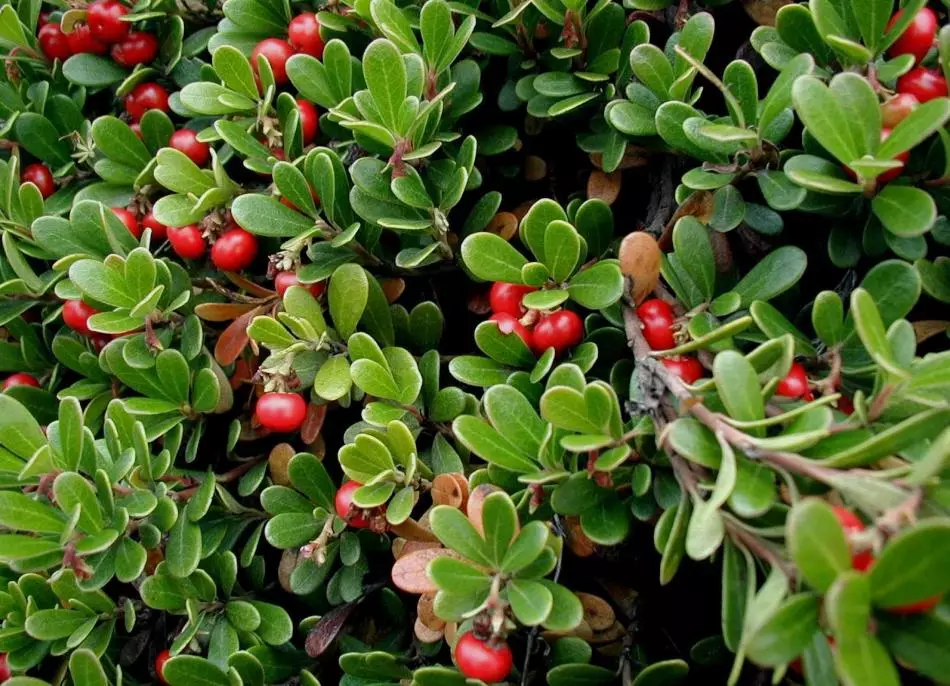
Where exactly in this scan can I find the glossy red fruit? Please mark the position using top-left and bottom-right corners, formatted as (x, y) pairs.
(63, 300), (98, 336)
(0, 652), (9, 682)
(877, 128), (910, 184)
(297, 99), (319, 144)
(124, 82), (169, 121)
(776, 362), (813, 400)
(88, 0), (130, 43)
(832, 506), (875, 572)
(167, 225), (207, 260)
(169, 129), (211, 166)
(489, 313), (532, 350)
(141, 211), (167, 240)
(898, 66), (948, 103)
(274, 271), (326, 298)
(335, 480), (371, 528)
(886, 594), (943, 615)
(3, 373), (40, 391)
(454, 632), (513, 683)
(489, 282), (536, 317)
(532, 310), (584, 356)
(288, 12), (325, 57)
(21, 163), (55, 199)
(111, 31), (158, 67)
(881, 92), (919, 128)
(251, 38), (295, 85)
(211, 228), (258, 271)
(255, 392), (307, 432)
(154, 649), (171, 685)
(38, 23), (72, 61)
(887, 7), (937, 64)
(66, 23), (108, 55)
(112, 208), (140, 238)
(661, 356), (704, 384)
(636, 298), (676, 350)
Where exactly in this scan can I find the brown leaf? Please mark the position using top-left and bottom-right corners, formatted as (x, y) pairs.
(587, 170), (621, 205)
(443, 621), (458, 645)
(565, 516), (596, 558)
(432, 473), (466, 508)
(914, 320), (949, 343)
(589, 620), (625, 644)
(742, 0), (792, 25)
(392, 538), (441, 560)
(708, 230), (734, 273)
(225, 271), (276, 298)
(590, 147), (651, 171)
(466, 484), (501, 536)
(380, 277), (405, 303)
(524, 156), (547, 182)
(214, 306), (262, 366)
(268, 443), (295, 487)
(414, 616), (444, 643)
(618, 232), (661, 305)
(301, 402), (327, 445)
(417, 593), (445, 630)
(486, 212), (519, 241)
(577, 592), (615, 631)
(305, 601), (358, 657)
(390, 519), (439, 543)
(278, 549), (298, 594)
(391, 548), (460, 594)
(512, 200), (537, 223)
(195, 302), (258, 322)
(658, 191), (714, 250)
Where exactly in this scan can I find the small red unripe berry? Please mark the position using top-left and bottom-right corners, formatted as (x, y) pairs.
(880, 92), (919, 128)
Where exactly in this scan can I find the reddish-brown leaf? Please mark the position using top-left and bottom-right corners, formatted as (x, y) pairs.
(618, 232), (661, 305)
(214, 306), (262, 366)
(587, 170), (621, 205)
(301, 402), (327, 445)
(225, 271), (276, 298)
(391, 548), (460, 594)
(195, 302), (258, 322)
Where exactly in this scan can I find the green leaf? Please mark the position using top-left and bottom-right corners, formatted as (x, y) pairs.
(166, 510), (202, 578)
(869, 520), (950, 610)
(792, 76), (861, 164)
(568, 262), (624, 309)
(461, 232), (528, 283)
(508, 579), (553, 626)
(850, 288), (903, 376)
(787, 499), (852, 593)
(544, 221), (582, 282)
(745, 593), (821, 667)
(732, 246), (807, 307)
(329, 264), (369, 338)
(452, 415), (537, 473)
(231, 194), (314, 237)
(25, 609), (90, 640)
(53, 472), (102, 533)
(0, 393), (47, 459)
(163, 656), (230, 686)
(0, 491), (65, 533)
(429, 505), (492, 566)
(672, 217), (715, 300)
(871, 185), (936, 237)
(713, 351), (765, 427)
(362, 39), (406, 132)
(69, 649), (108, 686)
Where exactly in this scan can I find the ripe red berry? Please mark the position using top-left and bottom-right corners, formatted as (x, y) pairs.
(661, 355), (704, 384)
(0, 652), (9, 682)
(251, 38), (295, 85)
(111, 31), (158, 67)
(21, 163), (55, 199)
(274, 271), (326, 298)
(489, 282), (536, 317)
(3, 373), (40, 391)
(38, 23), (72, 61)
(124, 82), (169, 121)
(211, 228), (258, 272)
(832, 506), (875, 572)
(881, 92), (919, 128)
(489, 312), (533, 351)
(887, 7), (937, 64)
(167, 225), (207, 260)
(897, 66), (948, 103)
(255, 392), (307, 432)
(335, 480), (371, 528)
(112, 208), (141, 238)
(296, 99), (319, 145)
(87, 0), (130, 43)
(169, 129), (211, 166)
(154, 649), (171, 684)
(776, 362), (813, 400)
(454, 632), (513, 683)
(62, 300), (99, 336)
(288, 12), (325, 57)
(66, 23), (108, 55)
(532, 310), (584, 356)
(141, 211), (167, 240)
(886, 594), (943, 615)
(636, 298), (676, 350)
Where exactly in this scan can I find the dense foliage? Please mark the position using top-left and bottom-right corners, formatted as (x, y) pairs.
(0, 0), (949, 684)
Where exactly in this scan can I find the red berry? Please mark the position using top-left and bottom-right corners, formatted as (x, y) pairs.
(296, 99), (319, 145)
(38, 23), (72, 61)
(112, 208), (140, 238)
(251, 38), (295, 85)
(38, 12), (51, 28)
(274, 271), (326, 298)
(66, 23), (108, 55)
(169, 129), (211, 166)
(124, 82), (169, 121)
(532, 310), (584, 356)
(489, 282), (536, 317)
(211, 228), (258, 272)
(776, 362), (812, 400)
(167, 225), (207, 260)
(111, 31), (158, 67)
(897, 66), (948, 103)
(141, 211), (167, 240)
(838, 395), (855, 415)
(887, 7), (937, 64)
(3, 373), (40, 391)
(62, 300), (98, 336)
(335, 480), (371, 528)
(454, 632), (513, 683)
(832, 506), (875, 572)
(636, 298), (676, 350)
(87, 0), (129, 43)
(0, 652), (9, 682)
(288, 13), (325, 58)
(661, 355), (704, 384)
(255, 392), (307, 432)
(21, 163), (55, 199)
(154, 649), (171, 685)
(489, 313), (533, 351)
(881, 92), (919, 128)
(886, 594), (943, 615)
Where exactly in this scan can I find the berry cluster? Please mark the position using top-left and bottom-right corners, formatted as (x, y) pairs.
(38, 1), (157, 67)
(488, 282), (584, 357)
(636, 299), (705, 384)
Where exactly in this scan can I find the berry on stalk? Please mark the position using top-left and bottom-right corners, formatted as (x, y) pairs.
(288, 13), (325, 57)
(124, 82), (169, 121)
(21, 163), (55, 198)
(66, 23), (107, 55)
(141, 211), (167, 240)
(832, 506), (874, 572)
(211, 228), (258, 272)
(776, 362), (813, 400)
(454, 632), (513, 683)
(636, 298), (676, 350)
(897, 66), (948, 103)
(532, 310), (584, 356)
(296, 99), (319, 145)
(169, 129), (211, 166)
(62, 300), (98, 336)
(661, 355), (704, 383)
(38, 23), (71, 61)
(489, 282), (536, 317)
(88, 0), (130, 43)
(111, 31), (158, 67)
(335, 481), (371, 528)
(274, 271), (326, 298)
(3, 373), (40, 391)
(167, 225), (207, 260)
(887, 7), (937, 64)
(251, 38), (294, 85)
(112, 208), (140, 238)
(255, 392), (307, 433)
(154, 649), (170, 685)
